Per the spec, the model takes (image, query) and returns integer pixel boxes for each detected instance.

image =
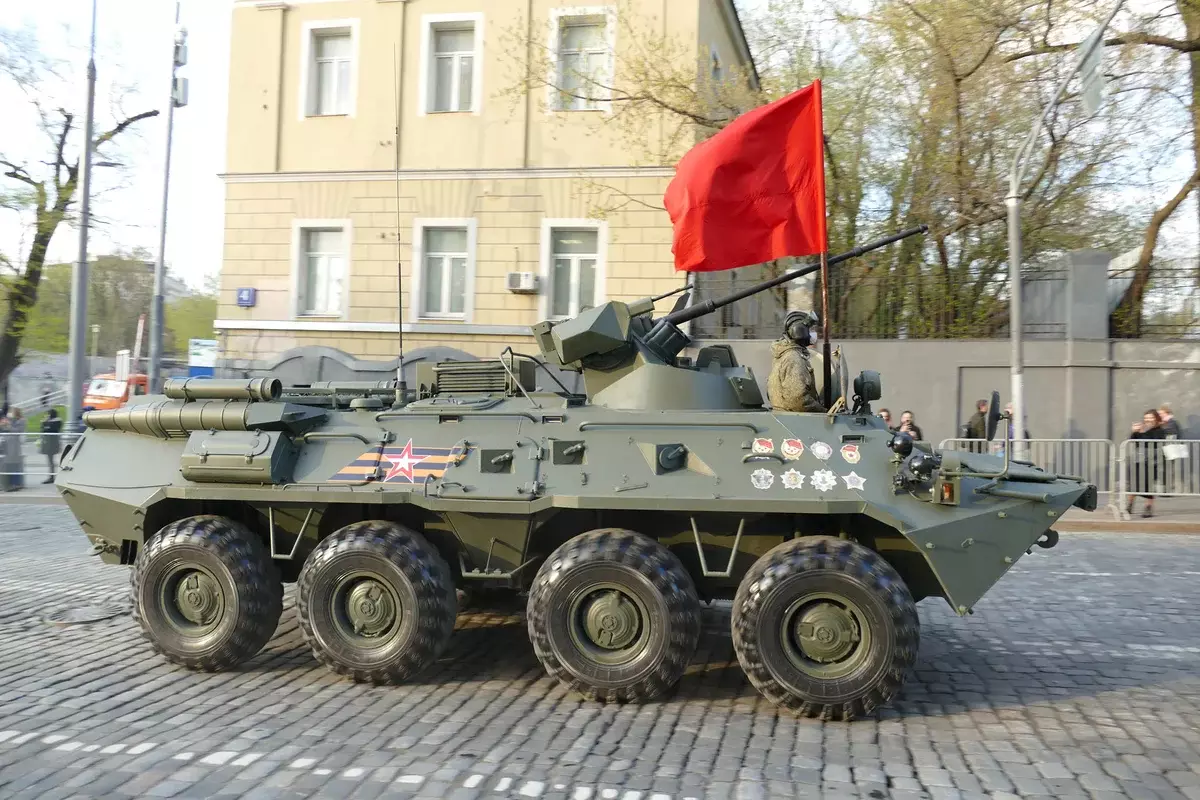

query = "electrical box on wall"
[506,272,539,294]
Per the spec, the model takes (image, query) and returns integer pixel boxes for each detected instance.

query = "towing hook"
[1035,529,1059,550]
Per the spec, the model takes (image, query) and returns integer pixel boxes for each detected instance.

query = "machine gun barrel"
[664,225,928,327]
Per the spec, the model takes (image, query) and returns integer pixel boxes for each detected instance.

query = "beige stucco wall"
[217,173,686,362]
[227,0,713,175]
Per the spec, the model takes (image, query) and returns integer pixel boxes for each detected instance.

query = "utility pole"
[149,1,189,394]
[1006,0,1122,456]
[66,0,99,434]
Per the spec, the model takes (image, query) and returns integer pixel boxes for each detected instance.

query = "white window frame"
[539,218,608,321]
[291,219,352,319]
[298,19,360,120]
[409,218,478,322]
[418,13,484,116]
[546,6,616,114]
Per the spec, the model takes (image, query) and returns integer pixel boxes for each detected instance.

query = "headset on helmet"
[784,310,819,345]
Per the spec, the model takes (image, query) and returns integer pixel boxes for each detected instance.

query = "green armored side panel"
[180,429,298,484]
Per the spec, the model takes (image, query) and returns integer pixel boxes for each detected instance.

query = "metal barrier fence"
[0,431,81,487]
[937,438,1118,495]
[1117,438,1200,517]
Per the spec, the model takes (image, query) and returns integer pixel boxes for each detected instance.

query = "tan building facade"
[217,0,757,366]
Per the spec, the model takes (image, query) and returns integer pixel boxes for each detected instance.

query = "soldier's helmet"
[783,310,820,345]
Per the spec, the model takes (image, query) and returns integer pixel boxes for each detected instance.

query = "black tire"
[527,528,701,702]
[732,536,919,720]
[131,514,283,671]
[296,520,455,683]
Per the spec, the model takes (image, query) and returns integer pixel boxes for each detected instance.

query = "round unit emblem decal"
[840,444,861,464]
[752,438,774,454]
[781,438,805,460]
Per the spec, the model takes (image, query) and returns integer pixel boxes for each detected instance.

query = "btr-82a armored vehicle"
[58,226,1096,719]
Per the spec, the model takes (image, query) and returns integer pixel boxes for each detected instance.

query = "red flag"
[664,80,827,273]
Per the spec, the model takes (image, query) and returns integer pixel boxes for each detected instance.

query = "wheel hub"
[580,590,641,650]
[174,571,222,626]
[344,579,397,637]
[793,601,860,663]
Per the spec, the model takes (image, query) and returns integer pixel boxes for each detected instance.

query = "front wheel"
[527,529,701,702]
[732,536,919,720]
[131,515,283,671]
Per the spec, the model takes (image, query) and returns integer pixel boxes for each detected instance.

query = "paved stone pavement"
[0,508,1198,800]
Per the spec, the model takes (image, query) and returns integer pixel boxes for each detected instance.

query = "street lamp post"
[149,1,188,395]
[65,0,99,434]
[1006,0,1123,455]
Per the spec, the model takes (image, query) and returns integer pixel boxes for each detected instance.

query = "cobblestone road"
[0,507,1198,800]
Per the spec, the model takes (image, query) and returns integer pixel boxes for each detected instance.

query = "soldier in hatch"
[767,310,826,413]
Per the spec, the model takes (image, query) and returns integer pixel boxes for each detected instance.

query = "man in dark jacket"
[966,400,987,438]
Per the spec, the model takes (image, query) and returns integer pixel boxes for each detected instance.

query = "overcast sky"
[0,0,1192,295]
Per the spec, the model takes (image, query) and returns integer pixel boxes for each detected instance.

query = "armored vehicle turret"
[58,226,1096,719]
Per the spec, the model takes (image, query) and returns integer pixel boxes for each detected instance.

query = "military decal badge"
[752,438,774,454]
[811,441,833,461]
[329,438,461,484]
[750,468,775,490]
[840,444,861,464]
[781,438,805,460]
[781,468,805,489]
[811,469,837,492]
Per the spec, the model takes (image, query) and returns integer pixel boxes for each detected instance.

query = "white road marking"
[173,753,194,761]
[650,795,672,800]
[396,775,425,785]
[233,753,262,767]
[200,751,236,766]
[602,790,619,799]
[101,744,126,754]
[621,793,642,800]
[463,775,484,788]
[315,769,332,776]
[344,768,365,778]
[0,731,18,744]
[54,742,83,752]
[82,745,99,753]
[11,733,40,744]
[496,778,513,791]
[573,789,593,800]
[290,758,316,769]
[42,735,68,744]
[128,743,157,754]
[519,781,545,797]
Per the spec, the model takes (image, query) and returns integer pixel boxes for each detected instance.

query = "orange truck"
[81,373,149,411]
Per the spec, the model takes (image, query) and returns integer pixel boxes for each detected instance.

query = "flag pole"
[821,251,832,408]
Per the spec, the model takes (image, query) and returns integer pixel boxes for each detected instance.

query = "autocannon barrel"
[664,225,929,327]
[83,400,252,437]
[162,377,282,402]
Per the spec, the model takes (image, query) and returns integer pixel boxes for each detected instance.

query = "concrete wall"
[699,337,1199,445]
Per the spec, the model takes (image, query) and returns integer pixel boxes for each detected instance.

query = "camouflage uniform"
[767,338,826,413]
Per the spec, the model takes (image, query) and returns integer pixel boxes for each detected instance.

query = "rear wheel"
[296,520,455,683]
[131,515,283,671]
[527,529,700,702]
[732,536,919,720]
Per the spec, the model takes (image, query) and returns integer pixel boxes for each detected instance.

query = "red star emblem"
[381,439,426,482]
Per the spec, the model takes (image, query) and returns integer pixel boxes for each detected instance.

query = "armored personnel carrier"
[58,226,1096,719]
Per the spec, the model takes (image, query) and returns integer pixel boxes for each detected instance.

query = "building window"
[298,227,346,316]
[421,227,469,317]
[301,21,358,118]
[555,15,610,111]
[421,14,483,115]
[548,228,600,318]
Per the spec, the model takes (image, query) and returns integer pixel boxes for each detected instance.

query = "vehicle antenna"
[393,42,407,406]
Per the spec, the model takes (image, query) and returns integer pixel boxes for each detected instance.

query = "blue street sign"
[236,287,257,307]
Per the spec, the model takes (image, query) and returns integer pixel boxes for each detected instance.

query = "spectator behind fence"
[1127,409,1166,518]
[898,410,923,441]
[40,408,62,484]
[1158,403,1181,438]
[879,408,895,431]
[1,408,25,492]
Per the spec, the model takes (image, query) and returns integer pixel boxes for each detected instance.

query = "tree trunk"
[0,211,59,386]
[1182,0,1200,259]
